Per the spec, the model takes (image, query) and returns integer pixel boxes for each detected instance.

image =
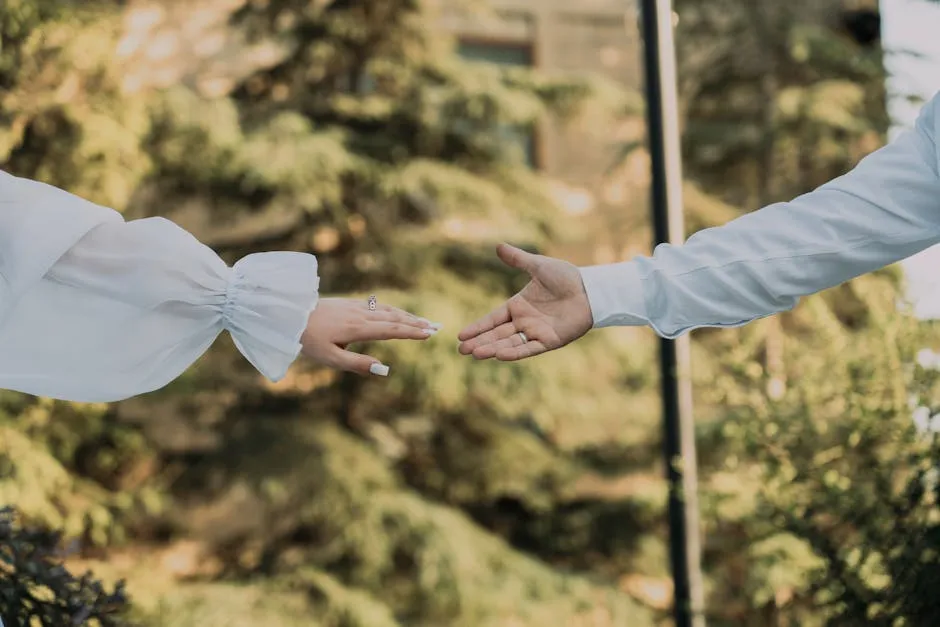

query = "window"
[457,42,534,66]
[457,40,539,168]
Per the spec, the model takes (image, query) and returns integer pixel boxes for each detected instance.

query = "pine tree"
[3,0,661,624]
[134,0,662,621]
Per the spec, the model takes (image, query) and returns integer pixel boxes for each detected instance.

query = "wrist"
[578,262,649,328]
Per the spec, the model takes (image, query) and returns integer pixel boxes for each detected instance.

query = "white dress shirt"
[580,92,940,337]
[0,170,319,403]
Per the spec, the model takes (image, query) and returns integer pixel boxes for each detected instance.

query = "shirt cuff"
[578,262,649,329]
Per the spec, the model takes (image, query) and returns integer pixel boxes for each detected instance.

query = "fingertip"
[369,363,390,377]
[404,326,437,340]
[421,323,443,337]
[496,242,515,264]
[472,346,494,361]
[417,317,435,329]
[463,341,486,357]
[497,242,528,269]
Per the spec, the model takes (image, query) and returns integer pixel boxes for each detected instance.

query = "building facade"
[442,0,642,175]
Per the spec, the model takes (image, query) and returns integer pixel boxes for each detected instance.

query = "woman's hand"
[301,297,440,376]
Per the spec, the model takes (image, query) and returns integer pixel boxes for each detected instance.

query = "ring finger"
[469,326,528,360]
[459,322,518,355]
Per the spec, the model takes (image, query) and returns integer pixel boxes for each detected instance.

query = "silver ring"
[518,331,528,344]
[368,294,377,311]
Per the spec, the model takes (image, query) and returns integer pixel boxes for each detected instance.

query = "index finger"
[458,303,511,342]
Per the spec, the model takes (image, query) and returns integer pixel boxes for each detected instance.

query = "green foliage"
[0,0,151,209]
[0,0,63,88]
[2,0,652,624]
[233,422,645,626]
[2,0,933,625]
[674,2,940,624]
[0,507,131,626]
[707,273,940,625]
[677,0,886,206]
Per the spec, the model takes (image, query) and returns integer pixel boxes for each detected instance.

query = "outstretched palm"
[457,244,594,361]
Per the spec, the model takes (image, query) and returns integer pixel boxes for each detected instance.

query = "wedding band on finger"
[517,331,528,344]
[368,294,377,311]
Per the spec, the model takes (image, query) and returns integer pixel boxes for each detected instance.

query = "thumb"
[497,243,540,274]
[329,347,390,377]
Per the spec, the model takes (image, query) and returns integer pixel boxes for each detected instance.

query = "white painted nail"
[369,363,390,377]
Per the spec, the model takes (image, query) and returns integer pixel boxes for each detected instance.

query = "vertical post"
[637,1,706,626]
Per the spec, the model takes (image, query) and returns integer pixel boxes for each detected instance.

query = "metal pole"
[637,1,706,626]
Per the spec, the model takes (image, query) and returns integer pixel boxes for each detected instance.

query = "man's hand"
[457,244,593,361]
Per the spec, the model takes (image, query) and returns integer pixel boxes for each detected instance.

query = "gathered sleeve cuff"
[224,251,320,382]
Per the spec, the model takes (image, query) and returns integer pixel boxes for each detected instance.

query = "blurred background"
[1,0,938,625]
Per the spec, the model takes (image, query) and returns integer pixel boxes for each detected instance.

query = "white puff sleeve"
[0,171,319,403]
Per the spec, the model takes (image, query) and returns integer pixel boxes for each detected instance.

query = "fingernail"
[369,363,390,377]
[423,328,437,336]
[418,318,443,330]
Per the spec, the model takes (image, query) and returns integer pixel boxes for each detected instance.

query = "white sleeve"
[579,92,940,337]
[0,190,318,403]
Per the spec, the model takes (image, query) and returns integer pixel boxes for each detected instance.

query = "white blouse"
[0,170,319,403]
